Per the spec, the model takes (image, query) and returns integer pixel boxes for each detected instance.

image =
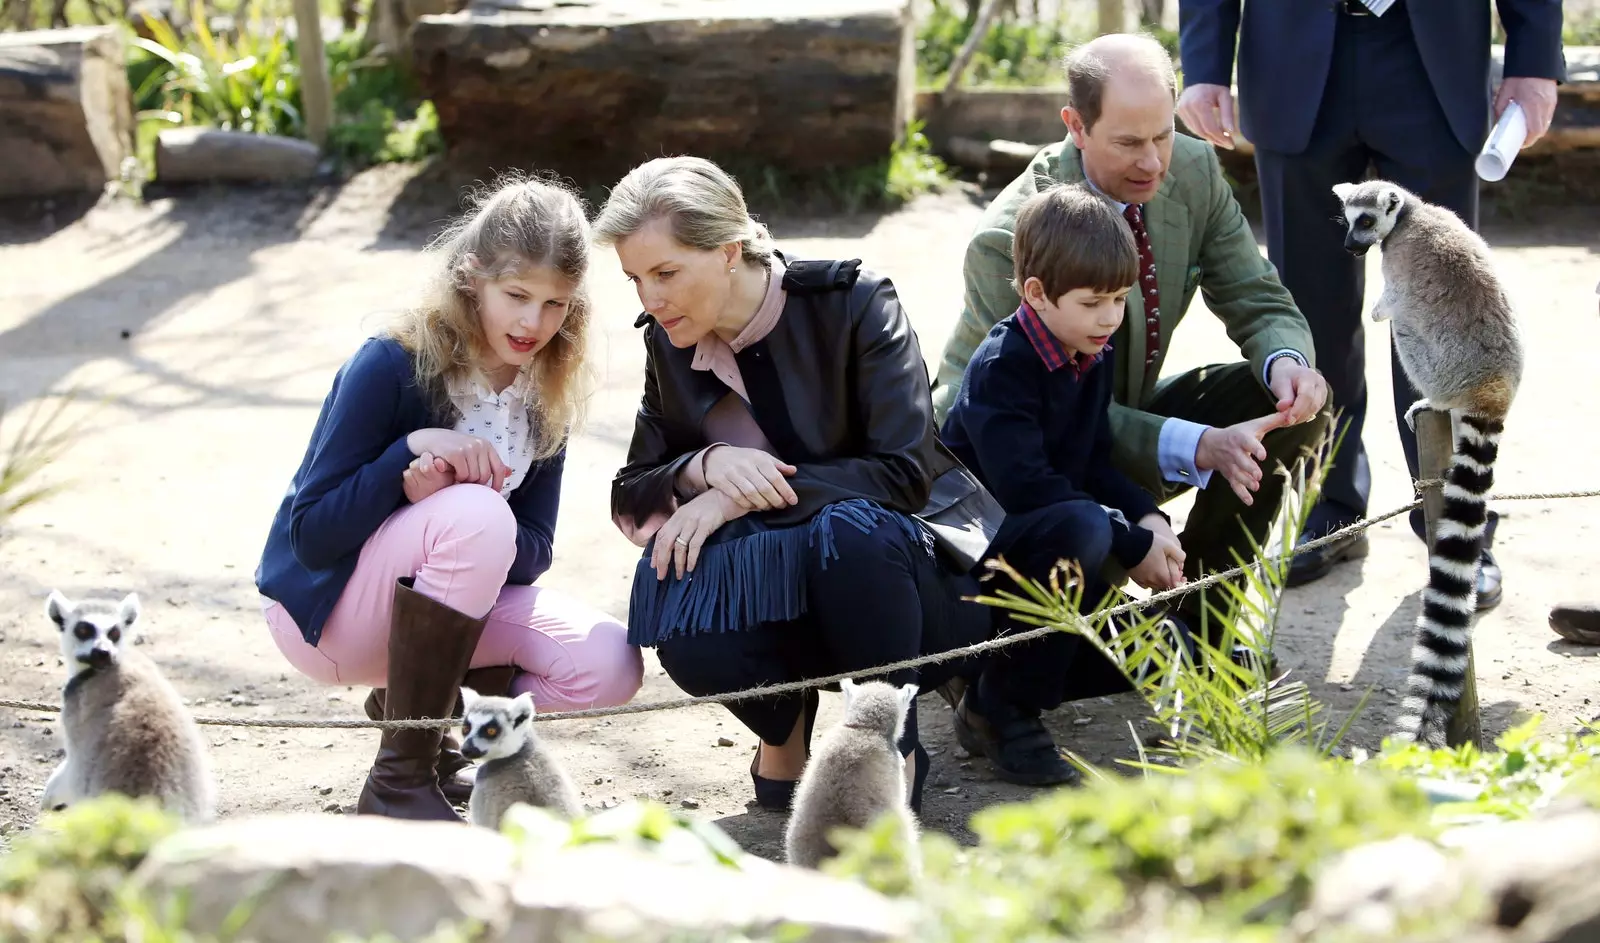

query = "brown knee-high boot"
[356,577,489,821]
[364,664,518,805]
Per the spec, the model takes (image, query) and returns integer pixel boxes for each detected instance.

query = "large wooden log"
[410,0,916,184]
[154,128,320,183]
[0,27,133,199]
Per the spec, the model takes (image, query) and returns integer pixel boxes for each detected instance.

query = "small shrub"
[0,795,182,942]
[829,749,1440,941]
[915,2,1080,88]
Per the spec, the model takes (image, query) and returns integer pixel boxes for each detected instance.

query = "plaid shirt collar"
[1014,303,1108,378]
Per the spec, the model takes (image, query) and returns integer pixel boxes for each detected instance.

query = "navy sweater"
[940,313,1161,569]
[255,336,564,645]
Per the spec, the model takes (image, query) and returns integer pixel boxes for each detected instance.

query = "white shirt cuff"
[1157,417,1214,488]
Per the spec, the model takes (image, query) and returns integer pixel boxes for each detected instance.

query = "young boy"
[939,183,1190,785]
[942,182,1185,596]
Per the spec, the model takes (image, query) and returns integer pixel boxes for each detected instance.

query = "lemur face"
[1333,180,1405,256]
[47,590,138,671]
[459,687,536,762]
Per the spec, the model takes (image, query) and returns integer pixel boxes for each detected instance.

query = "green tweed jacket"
[929,132,1316,496]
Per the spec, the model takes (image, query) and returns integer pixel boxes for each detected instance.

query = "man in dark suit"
[1174,0,1564,607]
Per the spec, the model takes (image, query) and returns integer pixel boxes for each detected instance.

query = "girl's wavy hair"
[386,172,597,462]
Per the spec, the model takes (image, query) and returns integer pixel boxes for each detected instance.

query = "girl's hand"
[703,445,798,512]
[406,428,513,492]
[651,490,744,581]
[402,452,456,504]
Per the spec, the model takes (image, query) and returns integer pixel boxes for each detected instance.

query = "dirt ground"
[1,166,1597,861]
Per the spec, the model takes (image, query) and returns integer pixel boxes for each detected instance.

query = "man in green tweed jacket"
[932,33,1330,623]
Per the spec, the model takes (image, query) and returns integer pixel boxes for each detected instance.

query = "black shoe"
[749,687,820,811]
[953,689,1079,787]
[908,742,930,816]
[1285,520,1370,588]
[1475,547,1503,611]
[1550,602,1600,645]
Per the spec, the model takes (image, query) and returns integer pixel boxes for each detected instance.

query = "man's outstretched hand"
[1196,412,1292,506]
[1268,358,1328,426]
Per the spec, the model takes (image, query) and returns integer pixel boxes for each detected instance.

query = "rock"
[132,810,913,942]
[946,135,1041,179]
[504,843,912,941]
[410,0,915,183]
[133,814,519,942]
[1293,836,1461,938]
[1296,811,1600,943]
[153,128,321,183]
[0,27,133,199]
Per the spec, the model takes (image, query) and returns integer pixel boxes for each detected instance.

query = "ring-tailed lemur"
[42,590,216,822]
[458,686,582,828]
[784,679,920,874]
[1334,179,1524,748]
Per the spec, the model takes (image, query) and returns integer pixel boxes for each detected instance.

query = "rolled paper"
[1476,100,1527,183]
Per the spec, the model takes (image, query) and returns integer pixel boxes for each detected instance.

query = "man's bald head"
[1062,33,1178,133]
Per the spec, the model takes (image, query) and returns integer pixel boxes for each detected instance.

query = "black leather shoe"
[1475,547,1503,611]
[1285,530,1370,587]
[952,689,1079,787]
[749,688,820,811]
[1549,602,1600,645]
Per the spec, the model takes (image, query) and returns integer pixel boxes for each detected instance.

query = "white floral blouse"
[446,368,537,496]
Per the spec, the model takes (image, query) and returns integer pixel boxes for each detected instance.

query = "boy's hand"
[1129,529,1186,591]
[1196,412,1291,506]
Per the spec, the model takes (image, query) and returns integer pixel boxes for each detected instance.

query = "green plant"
[0,394,81,535]
[916,2,1083,88]
[829,748,1444,941]
[500,799,749,870]
[0,795,183,942]
[130,0,305,138]
[974,419,1368,777]
[884,119,950,204]
[1365,716,1600,823]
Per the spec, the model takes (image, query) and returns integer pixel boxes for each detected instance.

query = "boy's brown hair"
[1012,183,1139,302]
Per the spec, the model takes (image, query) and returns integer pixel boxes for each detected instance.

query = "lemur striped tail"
[1393,412,1501,748]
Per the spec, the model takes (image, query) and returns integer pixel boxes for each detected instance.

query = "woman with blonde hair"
[256,174,644,822]
[597,156,1006,814]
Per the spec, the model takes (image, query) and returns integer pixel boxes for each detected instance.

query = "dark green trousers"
[1143,361,1331,617]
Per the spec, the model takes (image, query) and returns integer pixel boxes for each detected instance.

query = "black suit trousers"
[1253,7,1483,539]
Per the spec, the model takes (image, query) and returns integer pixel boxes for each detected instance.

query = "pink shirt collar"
[690,257,787,401]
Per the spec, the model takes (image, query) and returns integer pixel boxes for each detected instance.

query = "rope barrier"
[4,482,1598,732]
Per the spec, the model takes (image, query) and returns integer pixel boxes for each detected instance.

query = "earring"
[729,266,736,273]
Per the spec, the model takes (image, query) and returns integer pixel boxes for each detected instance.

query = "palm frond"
[973,415,1372,775]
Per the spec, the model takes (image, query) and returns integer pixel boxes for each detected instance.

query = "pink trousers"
[265,483,644,712]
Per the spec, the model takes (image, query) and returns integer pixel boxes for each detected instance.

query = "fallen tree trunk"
[411,0,915,184]
[154,128,320,183]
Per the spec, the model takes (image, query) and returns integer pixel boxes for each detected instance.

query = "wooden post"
[1097,0,1123,35]
[941,0,1004,100]
[1414,407,1482,749]
[291,0,332,149]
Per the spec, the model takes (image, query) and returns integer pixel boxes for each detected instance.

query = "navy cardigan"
[255,336,564,645]
[940,313,1161,569]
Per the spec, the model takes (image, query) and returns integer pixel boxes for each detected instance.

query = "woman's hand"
[651,489,746,581]
[702,445,798,512]
[402,452,456,504]
[406,428,513,492]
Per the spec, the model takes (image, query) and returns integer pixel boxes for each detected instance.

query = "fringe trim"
[627,498,933,647]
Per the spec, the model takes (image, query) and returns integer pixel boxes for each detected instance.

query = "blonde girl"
[256,174,643,822]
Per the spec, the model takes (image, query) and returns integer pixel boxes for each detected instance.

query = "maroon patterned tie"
[1123,203,1162,368]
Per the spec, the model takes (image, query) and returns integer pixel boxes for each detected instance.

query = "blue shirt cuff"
[1263,349,1308,386]
[1158,417,1214,488]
